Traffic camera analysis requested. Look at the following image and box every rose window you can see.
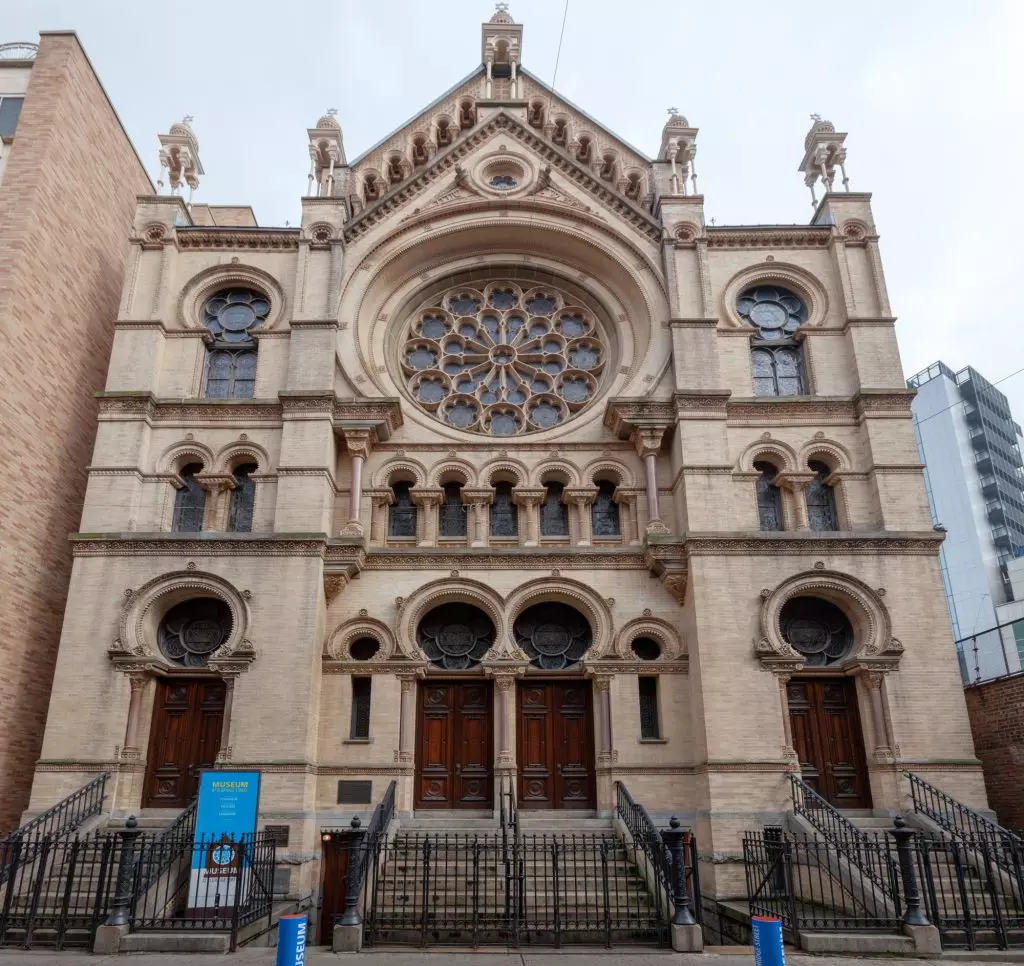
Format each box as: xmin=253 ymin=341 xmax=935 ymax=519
xmin=736 ymin=286 xmax=807 ymax=340
xmin=402 ymin=281 xmax=606 ymax=435
xmin=417 ymin=603 xmax=496 ymax=671
xmin=780 ymin=597 xmax=853 ymax=667
xmin=158 ymin=598 xmax=232 ymax=668
xmin=514 ymin=602 xmax=592 ymax=671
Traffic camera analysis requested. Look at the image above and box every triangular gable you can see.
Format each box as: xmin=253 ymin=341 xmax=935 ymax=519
xmin=343 ymin=110 xmax=661 ymax=245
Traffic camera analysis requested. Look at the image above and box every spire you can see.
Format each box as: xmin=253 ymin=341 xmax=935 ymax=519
xmin=157 ymin=116 xmax=204 ymax=202
xmin=481 ymin=3 xmax=523 ymax=99
xmin=306 ymin=109 xmax=346 ymax=198
xmin=658 ymin=109 xmax=699 ymax=196
xmin=798 ymin=115 xmax=849 ymax=208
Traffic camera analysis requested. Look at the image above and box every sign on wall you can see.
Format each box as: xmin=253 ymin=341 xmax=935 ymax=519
xmin=188 ymin=770 xmax=261 ymax=911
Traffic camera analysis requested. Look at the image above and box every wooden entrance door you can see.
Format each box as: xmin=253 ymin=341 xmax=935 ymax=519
xmin=318 ymin=832 xmax=350 ymax=945
xmin=415 ymin=681 xmax=493 ymax=809
xmin=788 ymin=677 xmax=871 ymax=808
xmin=143 ymin=679 xmax=225 ymax=808
xmin=517 ymin=682 xmax=596 ymax=809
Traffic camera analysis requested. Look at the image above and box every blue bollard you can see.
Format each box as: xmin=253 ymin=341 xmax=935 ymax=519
xmin=277 ymin=913 xmax=307 ymax=966
xmin=752 ymin=915 xmax=785 ymax=966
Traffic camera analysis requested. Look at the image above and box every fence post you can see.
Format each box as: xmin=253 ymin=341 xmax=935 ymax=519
xmin=662 ymin=817 xmax=703 ymax=952
xmin=105 ymin=817 xmax=140 ymax=927
xmin=888 ymin=816 xmax=928 ymax=926
xmin=333 ymin=817 xmax=366 ymax=953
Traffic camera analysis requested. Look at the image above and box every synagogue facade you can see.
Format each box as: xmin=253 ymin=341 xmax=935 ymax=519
xmin=28 ymin=7 xmax=985 ymax=898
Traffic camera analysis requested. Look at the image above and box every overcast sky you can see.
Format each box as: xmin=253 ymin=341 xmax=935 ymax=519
xmin=8 ymin=0 xmax=1024 ymax=418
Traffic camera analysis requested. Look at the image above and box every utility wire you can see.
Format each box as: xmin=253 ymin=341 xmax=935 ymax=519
xmin=911 ymin=365 xmax=1024 ymax=430
xmin=551 ymin=0 xmax=569 ymax=91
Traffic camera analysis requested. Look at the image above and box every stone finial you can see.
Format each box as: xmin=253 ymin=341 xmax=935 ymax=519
xmin=798 ymin=114 xmax=849 ymax=208
xmin=490 ymin=2 xmax=514 ymax=23
xmin=307 ymin=110 xmax=346 ymax=198
xmin=157 ymin=116 xmax=204 ymax=201
xmin=658 ymin=110 xmax=699 ymax=196
xmin=482 ymin=3 xmax=523 ymax=96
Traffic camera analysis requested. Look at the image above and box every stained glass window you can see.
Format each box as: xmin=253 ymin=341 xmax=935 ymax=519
xmin=402 ymin=281 xmax=605 ymax=435
xmin=490 ymin=482 xmax=518 ymax=537
xmin=417 ymin=603 xmax=495 ymax=670
xmin=202 ymin=289 xmax=267 ymax=400
xmin=158 ymin=597 xmax=231 ymax=667
xmin=514 ymin=602 xmax=592 ymax=670
xmin=350 ymin=678 xmax=372 ymax=739
xmin=591 ymin=480 xmax=620 ymax=537
xmin=388 ymin=482 xmax=417 ymax=537
xmin=780 ymin=597 xmax=853 ymax=666
xmin=755 ymin=461 xmax=783 ymax=531
xmin=805 ymin=461 xmax=838 ymax=531
xmin=631 ymin=637 xmax=661 ymax=661
xmin=228 ymin=463 xmax=257 ymax=533
xmin=439 ymin=482 xmax=467 ymax=537
xmin=172 ymin=464 xmax=206 ymax=532
xmin=540 ymin=482 xmax=569 ymax=537
xmin=639 ymin=677 xmax=660 ymax=739
xmin=740 ymin=285 xmax=808 ymax=397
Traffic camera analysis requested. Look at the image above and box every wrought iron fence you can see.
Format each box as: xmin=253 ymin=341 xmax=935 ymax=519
xmin=3 ymin=774 xmax=108 ymax=848
xmin=363 ymin=831 xmax=670 ymax=948
xmin=0 ymin=831 xmax=120 ymax=950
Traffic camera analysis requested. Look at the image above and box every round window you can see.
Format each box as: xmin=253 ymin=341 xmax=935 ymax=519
xmin=736 ymin=286 xmax=807 ymax=340
xmin=402 ymin=281 xmax=607 ymax=435
xmin=158 ymin=597 xmax=232 ymax=667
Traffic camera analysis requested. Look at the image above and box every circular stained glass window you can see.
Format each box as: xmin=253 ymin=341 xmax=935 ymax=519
xmin=780 ymin=597 xmax=853 ymax=667
xmin=514 ymin=602 xmax=593 ymax=671
xmin=401 ymin=281 xmax=607 ymax=435
xmin=736 ymin=286 xmax=807 ymax=340
xmin=417 ymin=603 xmax=495 ymax=671
xmin=158 ymin=598 xmax=232 ymax=668
xmin=202 ymin=289 xmax=270 ymax=343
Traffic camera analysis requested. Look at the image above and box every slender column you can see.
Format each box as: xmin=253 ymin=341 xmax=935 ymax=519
xmin=493 ymin=676 xmax=516 ymax=768
xmin=348 ymin=456 xmax=364 ymax=526
xmin=777 ymin=472 xmax=814 ymax=531
xmin=614 ymin=490 xmax=639 ymax=545
xmin=412 ymin=490 xmax=443 ymax=547
xmin=777 ymin=674 xmax=794 ymax=755
xmin=593 ymin=675 xmax=614 ymax=762
xmin=341 ymin=430 xmax=374 ymax=536
xmin=566 ymin=490 xmax=595 ymax=547
xmin=513 ymin=490 xmax=544 ymax=548
xmin=632 ymin=426 xmax=669 ymax=534
xmin=397 ymin=675 xmax=416 ymax=764
xmin=644 ymin=454 xmax=659 ymax=523
xmin=867 ymin=672 xmax=892 ymax=756
xmin=216 ymin=676 xmax=237 ymax=762
xmin=123 ymin=674 xmax=147 ymax=753
xmin=197 ymin=474 xmax=234 ymax=531
xmin=462 ymin=489 xmax=494 ymax=548
xmin=368 ymin=491 xmax=393 ymax=547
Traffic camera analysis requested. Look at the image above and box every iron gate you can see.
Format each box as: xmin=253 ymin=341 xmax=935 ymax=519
xmin=363 ymin=831 xmax=670 ymax=947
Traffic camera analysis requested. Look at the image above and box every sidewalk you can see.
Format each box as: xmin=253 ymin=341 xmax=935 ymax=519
xmin=0 ymin=951 xmax=1023 ymax=966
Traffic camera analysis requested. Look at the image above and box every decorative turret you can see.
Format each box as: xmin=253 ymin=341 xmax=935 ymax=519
xmin=657 ymin=109 xmax=699 ymax=196
xmin=798 ymin=115 xmax=849 ymax=207
xmin=307 ymin=109 xmax=346 ymax=198
xmin=157 ymin=116 xmax=204 ymax=201
xmin=482 ymin=3 xmax=523 ymax=99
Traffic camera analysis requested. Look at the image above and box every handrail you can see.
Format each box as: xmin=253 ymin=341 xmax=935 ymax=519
xmin=904 ymin=769 xmax=1023 ymax=854
xmin=134 ymin=795 xmax=199 ymax=894
xmin=614 ymin=781 xmax=673 ymax=891
xmin=3 ymin=772 xmax=108 ymax=843
xmin=789 ymin=774 xmax=895 ymax=896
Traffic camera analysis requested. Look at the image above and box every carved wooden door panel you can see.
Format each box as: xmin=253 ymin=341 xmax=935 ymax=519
xmin=788 ymin=678 xmax=870 ymax=809
xmin=517 ymin=682 xmax=596 ymax=810
xmin=143 ymin=679 xmax=225 ymax=808
xmin=415 ymin=682 xmax=493 ymax=809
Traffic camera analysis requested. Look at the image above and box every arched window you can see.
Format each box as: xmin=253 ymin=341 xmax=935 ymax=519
xmin=805 ymin=461 xmax=838 ymax=531
xmin=591 ymin=480 xmax=620 ymax=537
xmin=540 ymin=481 xmax=569 ymax=537
xmin=388 ymin=481 xmax=417 ymax=538
xmin=172 ymin=463 xmax=206 ymax=532
xmin=780 ymin=596 xmax=853 ymax=666
xmin=490 ymin=481 xmax=518 ymax=537
xmin=202 ymin=289 xmax=268 ymax=399
xmin=755 ymin=461 xmax=784 ymax=531
xmin=439 ymin=482 xmax=467 ymax=538
xmin=738 ymin=286 xmax=807 ymax=397
xmin=228 ymin=462 xmax=257 ymax=533
xmin=158 ymin=597 xmax=232 ymax=667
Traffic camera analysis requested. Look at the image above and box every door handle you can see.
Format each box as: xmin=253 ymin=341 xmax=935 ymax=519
xmin=455 ymin=763 xmax=462 ymax=775
xmin=556 ymin=764 xmax=562 ymax=776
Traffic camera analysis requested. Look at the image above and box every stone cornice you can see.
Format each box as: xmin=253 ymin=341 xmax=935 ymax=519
xmin=278 ymin=392 xmax=404 ymax=439
xmin=96 ymin=392 xmax=284 ymax=424
xmin=364 ymin=547 xmax=646 ymax=570
xmin=645 ymin=531 xmax=944 ymax=557
xmin=705 ymin=226 xmax=832 ymax=249
xmin=727 ymin=390 xmax=914 ymax=424
xmin=70 ymin=532 xmax=335 ymax=558
xmin=175 ymin=227 xmax=301 ymax=251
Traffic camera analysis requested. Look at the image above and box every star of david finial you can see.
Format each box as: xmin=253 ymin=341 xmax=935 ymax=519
xmin=326 ymin=108 xmax=338 ymax=117
xmin=667 ymin=107 xmax=679 ymax=116
xmin=495 ymin=2 xmax=510 ymax=12
xmin=183 ymin=115 xmax=194 ymax=123
xmin=810 ymin=113 xmax=822 ymax=122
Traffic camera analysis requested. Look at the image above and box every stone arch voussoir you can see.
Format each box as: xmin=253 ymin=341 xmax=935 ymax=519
xmin=505 ymin=576 xmax=613 ymax=660
xmin=397 ymin=578 xmax=506 ymax=661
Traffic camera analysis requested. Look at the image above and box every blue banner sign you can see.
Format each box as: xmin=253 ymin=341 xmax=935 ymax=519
xmin=189 ymin=770 xmax=261 ymax=910
xmin=277 ymin=914 xmax=307 ymax=966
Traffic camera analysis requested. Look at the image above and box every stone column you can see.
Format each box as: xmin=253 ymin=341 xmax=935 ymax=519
xmin=632 ymin=427 xmax=669 ymax=535
xmin=462 ymin=489 xmax=494 ymax=548
xmin=493 ymin=675 xmax=517 ymax=769
xmin=593 ymin=674 xmax=615 ymax=763
xmin=866 ymin=671 xmax=893 ymax=757
xmin=777 ymin=472 xmax=815 ymax=531
xmin=776 ymin=673 xmax=796 ymax=760
xmin=565 ymin=489 xmax=595 ymax=547
xmin=513 ymin=489 xmax=545 ymax=548
xmin=215 ymin=675 xmax=237 ymax=762
xmin=341 ymin=430 xmax=374 ymax=536
xmin=411 ymin=489 xmax=443 ymax=547
xmin=197 ymin=474 xmax=235 ymax=531
xmin=397 ymin=674 xmax=416 ymax=765
xmin=368 ymin=490 xmax=393 ymax=547
xmin=614 ymin=489 xmax=640 ymax=544
xmin=122 ymin=673 xmax=147 ymax=754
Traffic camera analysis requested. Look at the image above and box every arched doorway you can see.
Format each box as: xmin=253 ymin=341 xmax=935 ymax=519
xmin=142 ymin=597 xmax=231 ymax=807
xmin=414 ymin=603 xmax=495 ymax=809
xmin=783 ymin=596 xmax=871 ymax=808
xmin=514 ymin=603 xmax=596 ymax=810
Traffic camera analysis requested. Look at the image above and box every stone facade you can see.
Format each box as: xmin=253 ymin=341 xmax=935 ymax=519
xmin=29 ymin=9 xmax=984 ymax=899
xmin=964 ymin=674 xmax=1024 ymax=828
xmin=0 ymin=32 xmax=152 ymax=832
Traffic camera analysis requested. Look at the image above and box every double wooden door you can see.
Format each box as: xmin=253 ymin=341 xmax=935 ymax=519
xmin=415 ymin=681 xmax=493 ymax=809
xmin=143 ymin=678 xmax=225 ymax=808
xmin=788 ymin=677 xmax=871 ymax=809
xmin=517 ymin=682 xmax=596 ymax=809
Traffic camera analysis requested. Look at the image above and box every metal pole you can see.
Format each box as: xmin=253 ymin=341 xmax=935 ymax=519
xmin=888 ymin=816 xmax=929 ymax=926
xmin=104 ymin=816 xmax=141 ymax=927
xmin=661 ymin=817 xmax=697 ymax=926
xmin=338 ymin=817 xmax=366 ymax=927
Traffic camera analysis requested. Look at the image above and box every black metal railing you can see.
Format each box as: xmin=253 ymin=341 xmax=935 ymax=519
xmin=3 ymin=774 xmax=108 ymax=846
xmin=364 ymin=831 xmax=670 ymax=948
xmin=134 ymin=796 xmax=199 ymax=896
xmin=614 ymin=782 xmax=672 ymax=893
xmin=129 ymin=832 xmax=276 ymax=944
xmin=0 ymin=831 xmax=121 ymax=949
xmin=789 ymin=774 xmax=896 ymax=897
xmin=745 ymin=827 xmax=902 ymax=936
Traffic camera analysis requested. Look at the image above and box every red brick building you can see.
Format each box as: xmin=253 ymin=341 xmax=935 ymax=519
xmin=964 ymin=673 xmax=1024 ymax=829
xmin=0 ymin=33 xmax=151 ymax=832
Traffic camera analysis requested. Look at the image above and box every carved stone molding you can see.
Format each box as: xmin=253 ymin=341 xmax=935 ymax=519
xmin=706 ymin=227 xmax=831 ymax=249
xmin=325 ymin=616 xmax=400 ymax=660
xmin=97 ymin=393 xmax=284 ymax=425
xmin=72 ymin=534 xmax=332 ymax=558
xmin=176 ymin=227 xmax=301 ymax=250
xmin=363 ymin=548 xmax=646 ymax=570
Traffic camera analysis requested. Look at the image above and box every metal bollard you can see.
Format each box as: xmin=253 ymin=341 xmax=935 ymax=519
xmin=661 ymin=816 xmax=697 ymax=926
xmin=338 ymin=816 xmax=366 ymax=927
xmin=888 ymin=815 xmax=929 ymax=926
xmin=104 ymin=816 xmax=141 ymax=927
